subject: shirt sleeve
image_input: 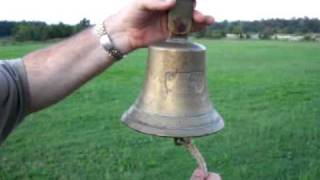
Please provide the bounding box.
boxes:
[0,59,30,144]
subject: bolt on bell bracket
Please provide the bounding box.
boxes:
[168,0,193,38]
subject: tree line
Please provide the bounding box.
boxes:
[195,17,320,39]
[1,17,320,41]
[0,19,91,41]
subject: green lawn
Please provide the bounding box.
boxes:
[0,40,319,180]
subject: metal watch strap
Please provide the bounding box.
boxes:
[95,23,124,61]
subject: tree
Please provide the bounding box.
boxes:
[13,24,33,41]
[74,18,91,33]
[0,21,16,37]
[48,23,74,39]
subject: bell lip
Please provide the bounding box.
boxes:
[121,108,225,138]
[123,120,224,138]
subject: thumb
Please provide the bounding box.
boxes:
[137,0,176,11]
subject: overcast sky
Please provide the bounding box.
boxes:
[1,0,319,24]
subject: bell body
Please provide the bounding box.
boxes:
[122,41,224,137]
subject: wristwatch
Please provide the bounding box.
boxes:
[94,23,124,61]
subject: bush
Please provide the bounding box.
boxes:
[304,34,315,41]
[193,28,226,39]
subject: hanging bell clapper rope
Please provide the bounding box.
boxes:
[174,138,209,177]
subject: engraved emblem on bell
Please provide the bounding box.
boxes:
[121,0,224,138]
[165,71,204,95]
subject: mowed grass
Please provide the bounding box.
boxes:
[0,40,319,180]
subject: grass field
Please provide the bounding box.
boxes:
[0,40,319,180]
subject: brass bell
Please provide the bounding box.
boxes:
[121,0,224,138]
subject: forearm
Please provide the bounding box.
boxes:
[24,28,115,112]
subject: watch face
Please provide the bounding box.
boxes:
[100,34,113,49]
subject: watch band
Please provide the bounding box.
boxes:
[94,23,124,61]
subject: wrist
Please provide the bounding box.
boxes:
[103,16,133,55]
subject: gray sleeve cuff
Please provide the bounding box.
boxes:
[8,59,31,114]
[0,59,30,144]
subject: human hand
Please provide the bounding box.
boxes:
[190,168,222,180]
[104,0,214,54]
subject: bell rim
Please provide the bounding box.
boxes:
[121,108,225,138]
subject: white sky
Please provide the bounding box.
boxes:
[0,0,319,24]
